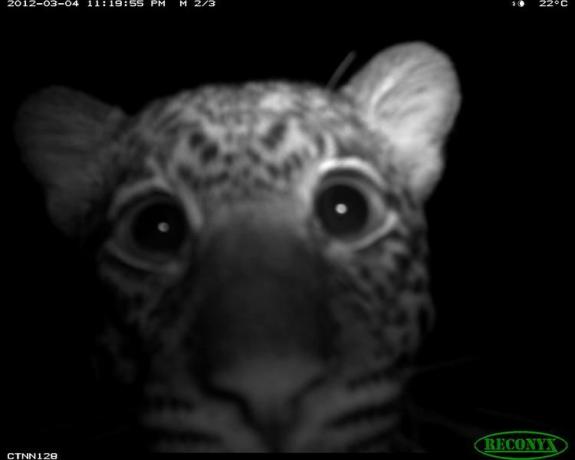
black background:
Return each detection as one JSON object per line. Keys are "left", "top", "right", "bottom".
{"left": 2, "top": 0, "right": 573, "bottom": 456}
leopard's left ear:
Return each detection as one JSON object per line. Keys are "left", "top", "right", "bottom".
{"left": 342, "top": 42, "right": 461, "bottom": 199}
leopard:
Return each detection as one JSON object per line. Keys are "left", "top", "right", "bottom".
{"left": 14, "top": 41, "right": 460, "bottom": 452}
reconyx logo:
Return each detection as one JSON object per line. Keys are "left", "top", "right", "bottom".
{"left": 474, "top": 431, "right": 568, "bottom": 460}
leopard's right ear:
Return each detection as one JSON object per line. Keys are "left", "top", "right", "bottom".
{"left": 15, "top": 87, "right": 126, "bottom": 235}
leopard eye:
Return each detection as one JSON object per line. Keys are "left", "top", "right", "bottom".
{"left": 314, "top": 170, "right": 391, "bottom": 244}
{"left": 117, "top": 195, "right": 190, "bottom": 262}
{"left": 315, "top": 183, "right": 368, "bottom": 237}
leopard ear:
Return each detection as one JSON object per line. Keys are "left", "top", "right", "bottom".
{"left": 15, "top": 86, "right": 126, "bottom": 234}
{"left": 343, "top": 42, "right": 461, "bottom": 199}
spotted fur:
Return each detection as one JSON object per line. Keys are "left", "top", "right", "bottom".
{"left": 15, "top": 42, "right": 460, "bottom": 452}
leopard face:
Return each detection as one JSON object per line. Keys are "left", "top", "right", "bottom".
{"left": 15, "top": 42, "right": 460, "bottom": 452}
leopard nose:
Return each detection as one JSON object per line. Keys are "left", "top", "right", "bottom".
{"left": 202, "top": 357, "right": 325, "bottom": 451}
{"left": 193, "top": 277, "right": 329, "bottom": 417}
{"left": 190, "top": 206, "right": 333, "bottom": 430}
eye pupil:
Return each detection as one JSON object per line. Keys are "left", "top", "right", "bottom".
{"left": 315, "top": 184, "right": 369, "bottom": 237}
{"left": 157, "top": 222, "right": 170, "bottom": 233}
{"left": 131, "top": 202, "right": 187, "bottom": 254}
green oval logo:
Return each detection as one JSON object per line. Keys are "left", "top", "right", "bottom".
{"left": 474, "top": 431, "right": 568, "bottom": 460}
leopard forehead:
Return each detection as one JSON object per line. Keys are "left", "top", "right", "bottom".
{"left": 114, "top": 83, "right": 397, "bottom": 200}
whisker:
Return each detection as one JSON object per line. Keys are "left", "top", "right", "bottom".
{"left": 474, "top": 407, "right": 554, "bottom": 427}
{"left": 406, "top": 401, "right": 486, "bottom": 439}
{"left": 408, "top": 355, "right": 483, "bottom": 378}
{"left": 326, "top": 51, "right": 357, "bottom": 89}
